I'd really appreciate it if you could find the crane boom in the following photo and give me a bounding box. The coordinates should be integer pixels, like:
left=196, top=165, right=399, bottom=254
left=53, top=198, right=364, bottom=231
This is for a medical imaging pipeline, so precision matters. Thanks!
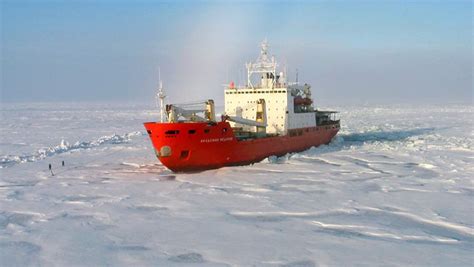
left=166, top=100, right=216, bottom=123
left=225, top=115, right=267, bottom=127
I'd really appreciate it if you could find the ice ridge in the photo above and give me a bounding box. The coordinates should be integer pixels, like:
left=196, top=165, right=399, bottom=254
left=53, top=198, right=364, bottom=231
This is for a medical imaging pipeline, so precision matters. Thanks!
left=0, top=131, right=142, bottom=168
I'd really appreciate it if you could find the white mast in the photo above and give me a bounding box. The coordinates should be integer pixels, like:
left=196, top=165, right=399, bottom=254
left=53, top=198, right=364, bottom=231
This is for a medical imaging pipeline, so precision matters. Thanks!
left=246, top=39, right=278, bottom=89
left=156, top=67, right=166, bottom=123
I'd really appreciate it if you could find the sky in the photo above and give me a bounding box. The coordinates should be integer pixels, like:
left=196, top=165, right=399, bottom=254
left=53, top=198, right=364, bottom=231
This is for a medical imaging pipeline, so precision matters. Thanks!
left=1, top=0, right=472, bottom=105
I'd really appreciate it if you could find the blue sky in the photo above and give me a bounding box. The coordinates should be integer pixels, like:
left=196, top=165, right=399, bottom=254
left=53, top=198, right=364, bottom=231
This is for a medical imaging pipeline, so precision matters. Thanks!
left=1, top=0, right=472, bottom=104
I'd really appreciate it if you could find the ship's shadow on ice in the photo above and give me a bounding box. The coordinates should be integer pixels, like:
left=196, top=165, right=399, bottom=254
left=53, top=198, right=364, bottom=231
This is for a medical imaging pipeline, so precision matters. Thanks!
left=340, top=127, right=435, bottom=143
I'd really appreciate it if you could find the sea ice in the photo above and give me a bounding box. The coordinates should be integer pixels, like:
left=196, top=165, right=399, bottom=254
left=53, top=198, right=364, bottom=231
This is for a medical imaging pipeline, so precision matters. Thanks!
left=0, top=102, right=473, bottom=266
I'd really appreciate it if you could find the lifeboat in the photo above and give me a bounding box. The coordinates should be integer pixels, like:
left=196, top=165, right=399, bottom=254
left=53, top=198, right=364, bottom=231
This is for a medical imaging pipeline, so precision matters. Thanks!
left=294, top=96, right=313, bottom=105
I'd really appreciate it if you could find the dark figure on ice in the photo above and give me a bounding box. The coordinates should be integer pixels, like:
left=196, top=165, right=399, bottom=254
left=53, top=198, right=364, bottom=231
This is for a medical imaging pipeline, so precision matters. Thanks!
left=49, top=163, right=54, bottom=176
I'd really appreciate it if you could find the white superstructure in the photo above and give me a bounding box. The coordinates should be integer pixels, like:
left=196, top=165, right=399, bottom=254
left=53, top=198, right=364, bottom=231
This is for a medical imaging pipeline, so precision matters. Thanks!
left=224, top=40, right=317, bottom=135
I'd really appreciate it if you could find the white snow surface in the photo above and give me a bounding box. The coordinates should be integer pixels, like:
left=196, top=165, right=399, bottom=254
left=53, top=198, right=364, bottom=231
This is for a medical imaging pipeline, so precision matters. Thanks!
left=1, top=102, right=473, bottom=266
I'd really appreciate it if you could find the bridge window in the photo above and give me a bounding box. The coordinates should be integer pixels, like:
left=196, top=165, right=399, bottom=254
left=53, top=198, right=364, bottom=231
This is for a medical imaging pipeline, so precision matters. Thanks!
left=188, top=130, right=196, bottom=134
left=165, top=130, right=179, bottom=135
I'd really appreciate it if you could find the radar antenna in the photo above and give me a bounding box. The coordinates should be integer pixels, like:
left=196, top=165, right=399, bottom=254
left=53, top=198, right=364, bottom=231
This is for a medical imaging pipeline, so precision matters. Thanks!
left=246, top=39, right=278, bottom=89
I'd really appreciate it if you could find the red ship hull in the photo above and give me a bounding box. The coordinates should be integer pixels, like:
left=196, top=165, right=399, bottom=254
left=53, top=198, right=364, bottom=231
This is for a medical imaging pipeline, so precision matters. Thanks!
left=144, top=121, right=339, bottom=172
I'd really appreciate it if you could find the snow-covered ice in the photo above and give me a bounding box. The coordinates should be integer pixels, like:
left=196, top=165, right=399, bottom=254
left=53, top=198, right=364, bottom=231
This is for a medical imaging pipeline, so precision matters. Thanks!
left=1, top=102, right=473, bottom=266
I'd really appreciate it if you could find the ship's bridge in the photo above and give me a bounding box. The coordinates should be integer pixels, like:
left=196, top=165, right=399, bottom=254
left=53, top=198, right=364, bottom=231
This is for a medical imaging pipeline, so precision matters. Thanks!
left=224, top=41, right=317, bottom=135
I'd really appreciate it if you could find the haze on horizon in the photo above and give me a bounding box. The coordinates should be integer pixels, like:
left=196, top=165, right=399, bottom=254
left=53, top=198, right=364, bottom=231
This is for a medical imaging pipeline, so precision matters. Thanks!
left=1, top=0, right=472, bottom=105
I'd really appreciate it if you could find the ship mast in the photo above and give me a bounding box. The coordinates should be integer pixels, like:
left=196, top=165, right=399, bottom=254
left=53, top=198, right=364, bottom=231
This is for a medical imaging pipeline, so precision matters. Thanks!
left=246, top=39, right=278, bottom=89
left=156, top=67, right=166, bottom=123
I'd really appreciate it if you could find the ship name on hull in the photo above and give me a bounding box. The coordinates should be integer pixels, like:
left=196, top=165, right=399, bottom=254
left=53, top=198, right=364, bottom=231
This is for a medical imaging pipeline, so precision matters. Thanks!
left=200, top=137, right=233, bottom=143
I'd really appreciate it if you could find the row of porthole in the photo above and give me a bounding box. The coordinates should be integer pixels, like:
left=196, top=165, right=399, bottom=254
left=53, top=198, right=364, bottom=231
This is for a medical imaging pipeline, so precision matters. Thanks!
left=243, top=116, right=285, bottom=120
left=237, top=107, right=281, bottom=111
left=227, top=101, right=283, bottom=105
left=266, top=116, right=285, bottom=119
left=226, top=90, right=286, bottom=94
left=245, top=100, right=280, bottom=104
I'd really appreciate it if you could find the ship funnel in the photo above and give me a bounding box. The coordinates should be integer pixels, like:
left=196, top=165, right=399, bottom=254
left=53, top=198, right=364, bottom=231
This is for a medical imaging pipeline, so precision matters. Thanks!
left=256, top=99, right=266, bottom=136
